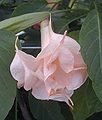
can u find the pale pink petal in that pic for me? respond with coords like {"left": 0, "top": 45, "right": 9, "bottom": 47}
{"left": 41, "top": 14, "right": 54, "bottom": 50}
{"left": 45, "top": 65, "right": 67, "bottom": 91}
{"left": 32, "top": 80, "right": 49, "bottom": 100}
{"left": 49, "top": 14, "right": 54, "bottom": 36}
{"left": 47, "top": 49, "right": 59, "bottom": 65}
{"left": 16, "top": 50, "right": 37, "bottom": 71}
{"left": 63, "top": 36, "right": 80, "bottom": 54}
{"left": 44, "top": 63, "right": 57, "bottom": 81}
{"left": 49, "top": 88, "right": 74, "bottom": 107}
{"left": 10, "top": 51, "right": 25, "bottom": 88}
{"left": 37, "top": 22, "right": 67, "bottom": 60}
{"left": 66, "top": 68, "right": 88, "bottom": 90}
{"left": 24, "top": 60, "right": 44, "bottom": 90}
{"left": 46, "top": 31, "right": 67, "bottom": 65}
{"left": 35, "top": 62, "right": 44, "bottom": 81}
{"left": 24, "top": 68, "right": 36, "bottom": 90}
{"left": 74, "top": 53, "right": 87, "bottom": 68}
{"left": 37, "top": 36, "right": 61, "bottom": 59}
{"left": 10, "top": 50, "right": 37, "bottom": 89}
{"left": 59, "top": 47, "right": 74, "bottom": 73}
{"left": 41, "top": 19, "right": 50, "bottom": 49}
{"left": 43, "top": 56, "right": 57, "bottom": 80}
{"left": 44, "top": 77, "right": 57, "bottom": 93}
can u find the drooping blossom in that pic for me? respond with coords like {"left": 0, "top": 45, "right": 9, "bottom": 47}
{"left": 10, "top": 16, "right": 88, "bottom": 107}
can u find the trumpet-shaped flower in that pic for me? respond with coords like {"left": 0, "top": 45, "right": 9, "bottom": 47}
{"left": 10, "top": 17, "right": 88, "bottom": 107}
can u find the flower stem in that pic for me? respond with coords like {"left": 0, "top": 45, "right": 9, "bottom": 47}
{"left": 41, "top": 19, "right": 49, "bottom": 50}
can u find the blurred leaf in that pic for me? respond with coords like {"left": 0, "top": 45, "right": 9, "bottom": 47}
{"left": 66, "top": 9, "right": 88, "bottom": 24}
{"left": 97, "top": 0, "right": 102, "bottom": 4}
{"left": 79, "top": 4, "right": 102, "bottom": 102}
{"left": 54, "top": 9, "right": 88, "bottom": 33}
{"left": 4, "top": 102, "right": 15, "bottom": 120}
{"left": 47, "top": 0, "right": 62, "bottom": 2}
{"left": 0, "top": 30, "right": 16, "bottom": 120}
{"left": 0, "top": 11, "right": 49, "bottom": 33}
{"left": 0, "top": 0, "right": 5, "bottom": 4}
{"left": 54, "top": 17, "right": 68, "bottom": 33}
{"left": 0, "top": 7, "right": 12, "bottom": 21}
{"left": 59, "top": 103, "right": 73, "bottom": 120}
{"left": 72, "top": 79, "right": 102, "bottom": 120}
{"left": 29, "top": 93, "right": 65, "bottom": 120}
{"left": 12, "top": 0, "right": 48, "bottom": 17}
{"left": 72, "top": 0, "right": 92, "bottom": 10}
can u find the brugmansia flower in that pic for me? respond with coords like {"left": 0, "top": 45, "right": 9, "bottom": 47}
{"left": 10, "top": 16, "right": 88, "bottom": 107}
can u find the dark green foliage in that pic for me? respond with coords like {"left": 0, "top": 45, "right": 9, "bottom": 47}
{"left": 0, "top": 0, "right": 102, "bottom": 120}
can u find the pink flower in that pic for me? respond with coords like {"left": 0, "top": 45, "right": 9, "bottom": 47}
{"left": 10, "top": 17, "right": 88, "bottom": 107}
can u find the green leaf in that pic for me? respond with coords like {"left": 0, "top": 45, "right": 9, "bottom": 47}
{"left": 50, "top": 0, "right": 62, "bottom": 2}
{"left": 12, "top": 0, "right": 48, "bottom": 17}
{"left": 59, "top": 103, "right": 73, "bottom": 120}
{"left": 28, "top": 93, "right": 65, "bottom": 120}
{"left": 72, "top": 79, "right": 102, "bottom": 120}
{"left": 72, "top": 0, "right": 92, "bottom": 10}
{"left": 68, "top": 30, "right": 79, "bottom": 42}
{"left": 0, "top": 11, "right": 49, "bottom": 33}
{"left": 79, "top": 4, "right": 102, "bottom": 102}
{"left": 54, "top": 9, "right": 88, "bottom": 33}
{"left": 0, "top": 30, "right": 16, "bottom": 120}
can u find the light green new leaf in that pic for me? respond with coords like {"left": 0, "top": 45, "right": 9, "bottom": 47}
{"left": 0, "top": 30, "right": 16, "bottom": 120}
{"left": 0, "top": 12, "right": 49, "bottom": 33}
{"left": 72, "top": 79, "right": 102, "bottom": 120}
{"left": 79, "top": 4, "right": 102, "bottom": 102}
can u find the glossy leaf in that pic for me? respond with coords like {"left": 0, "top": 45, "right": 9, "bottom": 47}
{"left": 29, "top": 93, "right": 65, "bottom": 120}
{"left": 0, "top": 30, "right": 16, "bottom": 120}
{"left": 0, "top": 11, "right": 49, "bottom": 33}
{"left": 79, "top": 4, "right": 102, "bottom": 102}
{"left": 72, "top": 79, "right": 102, "bottom": 120}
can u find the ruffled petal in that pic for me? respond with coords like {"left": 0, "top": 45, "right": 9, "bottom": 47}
{"left": 63, "top": 36, "right": 80, "bottom": 54}
{"left": 66, "top": 68, "right": 88, "bottom": 90}
{"left": 44, "top": 63, "right": 57, "bottom": 81}
{"left": 74, "top": 53, "right": 87, "bottom": 68}
{"left": 16, "top": 50, "right": 37, "bottom": 71}
{"left": 45, "top": 65, "right": 67, "bottom": 91}
{"left": 47, "top": 31, "right": 67, "bottom": 65}
{"left": 37, "top": 20, "right": 67, "bottom": 60}
{"left": 24, "top": 68, "right": 36, "bottom": 90}
{"left": 10, "top": 51, "right": 25, "bottom": 88}
{"left": 32, "top": 80, "right": 49, "bottom": 100}
{"left": 49, "top": 88, "right": 74, "bottom": 107}
{"left": 37, "top": 37, "right": 61, "bottom": 59}
{"left": 10, "top": 50, "right": 37, "bottom": 89}
{"left": 35, "top": 62, "right": 44, "bottom": 81}
{"left": 59, "top": 47, "right": 74, "bottom": 73}
{"left": 31, "top": 63, "right": 50, "bottom": 99}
